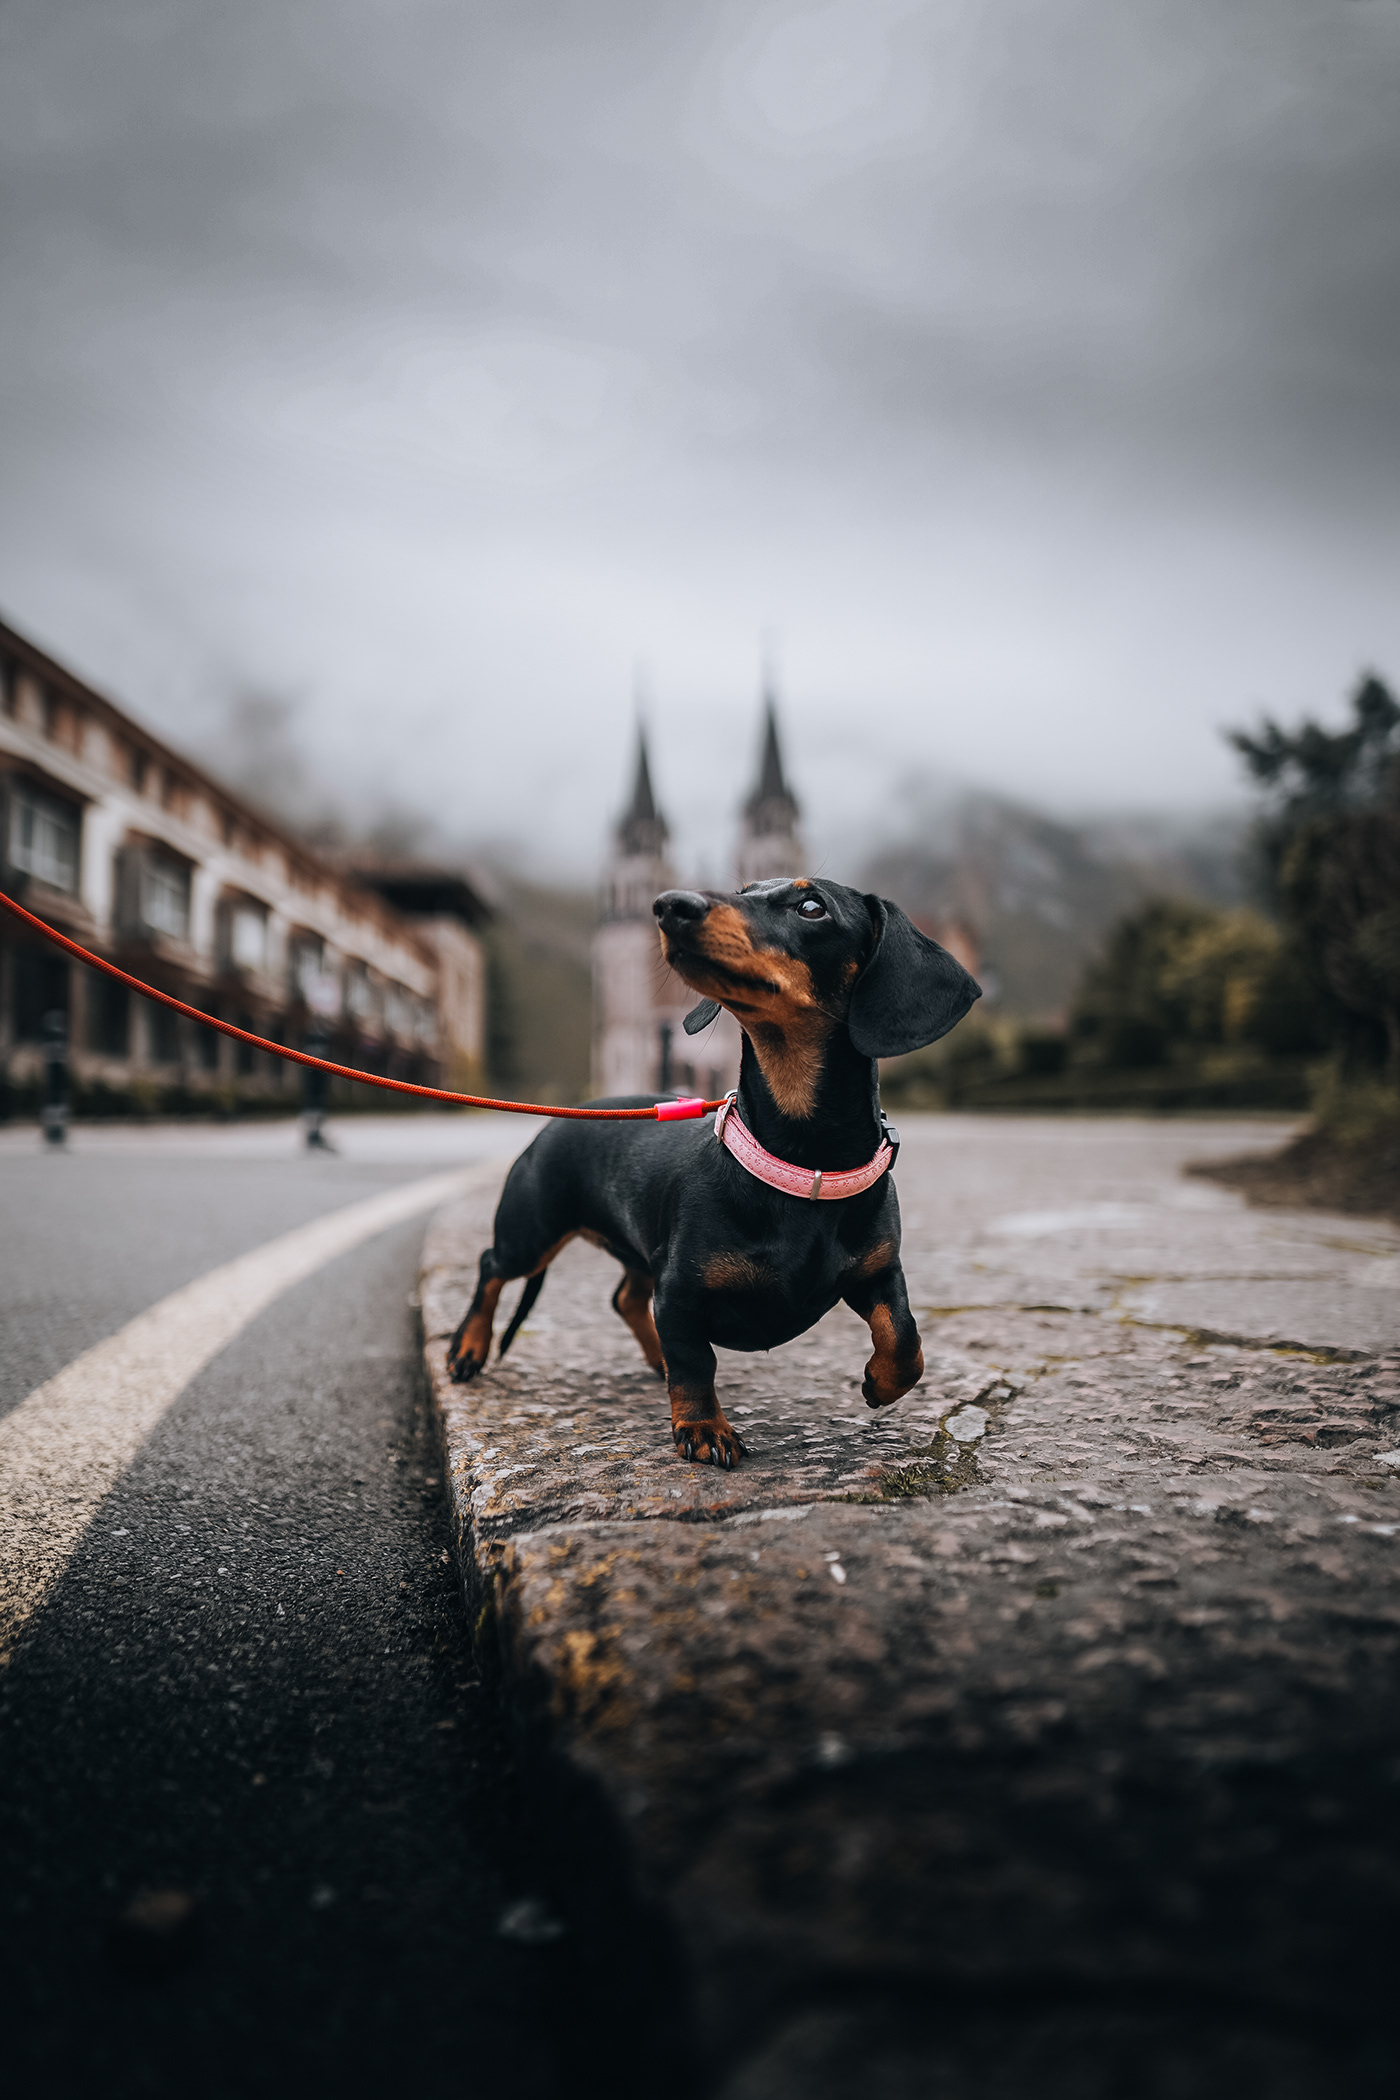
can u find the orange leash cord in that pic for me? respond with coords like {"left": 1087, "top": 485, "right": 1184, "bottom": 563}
{"left": 0, "top": 889, "right": 721, "bottom": 1122}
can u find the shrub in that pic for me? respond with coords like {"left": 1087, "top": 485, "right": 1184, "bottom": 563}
{"left": 1231, "top": 672, "right": 1400, "bottom": 1080}
{"left": 1070, "top": 898, "right": 1285, "bottom": 1069}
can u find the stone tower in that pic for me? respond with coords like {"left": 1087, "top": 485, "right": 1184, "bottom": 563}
{"left": 591, "top": 729, "right": 693, "bottom": 1097}
{"left": 735, "top": 689, "right": 805, "bottom": 886}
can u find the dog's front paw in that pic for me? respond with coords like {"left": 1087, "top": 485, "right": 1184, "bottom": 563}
{"left": 672, "top": 1415, "right": 749, "bottom": 1470}
{"left": 862, "top": 1374, "right": 900, "bottom": 1409}
{"left": 448, "top": 1347, "right": 483, "bottom": 1384}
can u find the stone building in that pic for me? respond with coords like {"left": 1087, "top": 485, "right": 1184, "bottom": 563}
{"left": 0, "top": 616, "right": 489, "bottom": 1115}
{"left": 342, "top": 859, "right": 490, "bottom": 1092}
{"left": 591, "top": 693, "right": 807, "bottom": 1100}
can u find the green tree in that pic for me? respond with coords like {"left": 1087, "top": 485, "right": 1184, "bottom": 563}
{"left": 1230, "top": 675, "right": 1400, "bottom": 1079}
{"left": 1071, "top": 899, "right": 1219, "bottom": 1067}
{"left": 1071, "top": 899, "right": 1299, "bottom": 1068}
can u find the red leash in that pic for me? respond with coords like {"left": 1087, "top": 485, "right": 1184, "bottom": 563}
{"left": 0, "top": 889, "right": 718, "bottom": 1122}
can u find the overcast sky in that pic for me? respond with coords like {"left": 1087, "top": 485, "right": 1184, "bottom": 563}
{"left": 2, "top": 0, "right": 1399, "bottom": 876}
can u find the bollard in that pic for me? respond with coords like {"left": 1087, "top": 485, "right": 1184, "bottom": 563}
{"left": 42, "top": 1007, "right": 69, "bottom": 1148}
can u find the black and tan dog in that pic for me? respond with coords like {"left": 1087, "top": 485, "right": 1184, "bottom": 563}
{"left": 446, "top": 878, "right": 980, "bottom": 1466}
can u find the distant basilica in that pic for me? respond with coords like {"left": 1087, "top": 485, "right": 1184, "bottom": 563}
{"left": 592, "top": 692, "right": 804, "bottom": 1100}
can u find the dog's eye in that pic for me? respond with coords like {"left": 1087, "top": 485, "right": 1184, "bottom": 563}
{"left": 794, "top": 897, "right": 828, "bottom": 921}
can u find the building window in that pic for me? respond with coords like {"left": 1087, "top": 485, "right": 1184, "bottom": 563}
{"left": 189, "top": 1001, "right": 221, "bottom": 1072}
{"left": 86, "top": 977, "right": 130, "bottom": 1057}
{"left": 229, "top": 902, "right": 268, "bottom": 971}
{"left": 289, "top": 934, "right": 322, "bottom": 999}
{"left": 9, "top": 780, "right": 80, "bottom": 893}
{"left": 142, "top": 854, "right": 191, "bottom": 940}
{"left": 148, "top": 1003, "right": 182, "bottom": 1065}
{"left": 345, "top": 963, "right": 382, "bottom": 1033}
{"left": 385, "top": 984, "right": 413, "bottom": 1038}
{"left": 12, "top": 947, "right": 69, "bottom": 1042}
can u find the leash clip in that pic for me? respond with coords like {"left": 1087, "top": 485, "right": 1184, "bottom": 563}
{"left": 714, "top": 1090, "right": 737, "bottom": 1142}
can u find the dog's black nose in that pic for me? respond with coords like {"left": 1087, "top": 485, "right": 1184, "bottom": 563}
{"left": 653, "top": 889, "right": 710, "bottom": 925}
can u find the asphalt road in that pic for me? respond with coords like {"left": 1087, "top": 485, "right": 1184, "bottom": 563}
{"left": 0, "top": 1115, "right": 654, "bottom": 2100}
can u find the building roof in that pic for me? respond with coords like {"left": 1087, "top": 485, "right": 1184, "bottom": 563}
{"left": 346, "top": 860, "right": 493, "bottom": 927}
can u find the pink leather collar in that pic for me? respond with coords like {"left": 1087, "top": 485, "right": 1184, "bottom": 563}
{"left": 714, "top": 1094, "right": 894, "bottom": 1202}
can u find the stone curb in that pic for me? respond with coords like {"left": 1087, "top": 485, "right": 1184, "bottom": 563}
{"left": 418, "top": 1128, "right": 1400, "bottom": 2098}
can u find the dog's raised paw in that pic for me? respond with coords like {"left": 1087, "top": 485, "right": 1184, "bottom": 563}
{"left": 448, "top": 1350, "right": 483, "bottom": 1384}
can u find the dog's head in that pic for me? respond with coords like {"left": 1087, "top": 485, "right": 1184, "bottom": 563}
{"left": 653, "top": 877, "right": 980, "bottom": 1117}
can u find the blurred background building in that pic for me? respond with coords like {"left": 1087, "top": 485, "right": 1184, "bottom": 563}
{"left": 0, "top": 617, "right": 489, "bottom": 1117}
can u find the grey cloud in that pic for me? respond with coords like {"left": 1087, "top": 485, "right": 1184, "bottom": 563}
{"left": 1, "top": 0, "right": 1398, "bottom": 873}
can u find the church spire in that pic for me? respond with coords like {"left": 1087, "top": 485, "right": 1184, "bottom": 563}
{"left": 617, "top": 726, "right": 668, "bottom": 859}
{"left": 594, "top": 715, "right": 688, "bottom": 1096}
{"left": 744, "top": 690, "right": 798, "bottom": 832}
{"left": 736, "top": 678, "right": 805, "bottom": 883}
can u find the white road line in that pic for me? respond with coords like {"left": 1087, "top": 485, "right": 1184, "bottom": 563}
{"left": 0, "top": 1163, "right": 500, "bottom": 1658}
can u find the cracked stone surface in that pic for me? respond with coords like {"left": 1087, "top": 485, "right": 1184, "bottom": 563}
{"left": 420, "top": 1114, "right": 1400, "bottom": 2099}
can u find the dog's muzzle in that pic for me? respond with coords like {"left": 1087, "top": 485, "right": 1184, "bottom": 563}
{"left": 653, "top": 889, "right": 710, "bottom": 933}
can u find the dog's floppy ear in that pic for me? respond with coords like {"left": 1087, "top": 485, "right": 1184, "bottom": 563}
{"left": 683, "top": 997, "right": 721, "bottom": 1035}
{"left": 847, "top": 896, "right": 981, "bottom": 1059}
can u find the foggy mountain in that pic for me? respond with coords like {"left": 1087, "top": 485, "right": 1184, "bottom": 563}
{"left": 864, "top": 796, "right": 1249, "bottom": 1016}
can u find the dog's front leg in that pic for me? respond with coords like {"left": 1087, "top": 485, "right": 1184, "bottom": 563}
{"left": 652, "top": 1290, "right": 749, "bottom": 1469}
{"left": 842, "top": 1261, "right": 924, "bottom": 1410}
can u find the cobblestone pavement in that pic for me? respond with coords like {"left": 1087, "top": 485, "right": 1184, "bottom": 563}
{"left": 420, "top": 1115, "right": 1400, "bottom": 2100}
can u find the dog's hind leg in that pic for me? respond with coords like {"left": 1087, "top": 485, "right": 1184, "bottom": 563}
{"left": 448, "top": 1234, "right": 577, "bottom": 1382}
{"left": 497, "top": 1268, "right": 547, "bottom": 1361}
{"left": 610, "top": 1268, "right": 666, "bottom": 1379}
{"left": 447, "top": 1247, "right": 510, "bottom": 1383}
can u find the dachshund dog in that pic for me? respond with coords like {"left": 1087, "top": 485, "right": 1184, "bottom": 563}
{"left": 446, "top": 878, "right": 980, "bottom": 1466}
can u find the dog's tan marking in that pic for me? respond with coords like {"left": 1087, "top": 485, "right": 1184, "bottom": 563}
{"left": 746, "top": 1008, "right": 834, "bottom": 1119}
{"left": 861, "top": 1301, "right": 924, "bottom": 1409}
{"left": 702, "top": 1252, "right": 776, "bottom": 1291}
{"left": 612, "top": 1267, "right": 665, "bottom": 1372}
{"left": 530, "top": 1233, "right": 578, "bottom": 1274}
{"left": 849, "top": 1237, "right": 897, "bottom": 1280}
